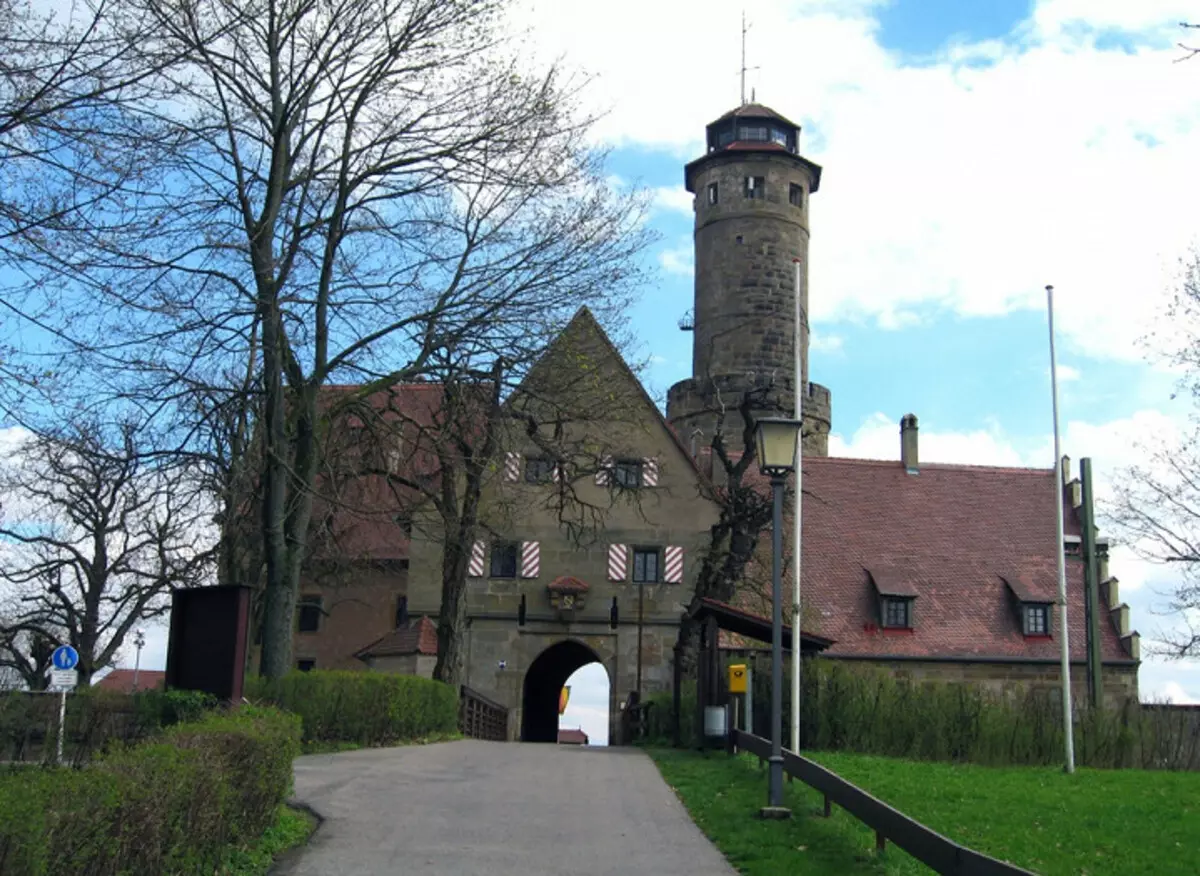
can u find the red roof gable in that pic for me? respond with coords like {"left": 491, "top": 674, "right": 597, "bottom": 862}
{"left": 557, "top": 728, "right": 589, "bottom": 745}
{"left": 735, "top": 456, "right": 1134, "bottom": 664}
{"left": 94, "top": 669, "right": 165, "bottom": 692}
{"left": 356, "top": 616, "right": 439, "bottom": 659}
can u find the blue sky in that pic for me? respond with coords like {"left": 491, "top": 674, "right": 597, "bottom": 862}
{"left": 17, "top": 0, "right": 1197, "bottom": 740}
{"left": 546, "top": 0, "right": 1200, "bottom": 741}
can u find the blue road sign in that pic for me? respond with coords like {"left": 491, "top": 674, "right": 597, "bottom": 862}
{"left": 51, "top": 645, "right": 79, "bottom": 671}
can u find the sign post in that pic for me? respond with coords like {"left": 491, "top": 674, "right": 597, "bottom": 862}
{"left": 50, "top": 645, "right": 79, "bottom": 766}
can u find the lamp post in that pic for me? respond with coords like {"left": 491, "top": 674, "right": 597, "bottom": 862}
{"left": 132, "top": 628, "right": 146, "bottom": 692}
{"left": 754, "top": 416, "right": 802, "bottom": 818}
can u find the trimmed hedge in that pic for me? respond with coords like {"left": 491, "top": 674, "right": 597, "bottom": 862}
{"left": 246, "top": 670, "right": 459, "bottom": 747}
{"left": 0, "top": 704, "right": 300, "bottom": 876}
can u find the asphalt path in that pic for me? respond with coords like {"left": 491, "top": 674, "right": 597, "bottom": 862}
{"left": 273, "top": 739, "right": 737, "bottom": 876}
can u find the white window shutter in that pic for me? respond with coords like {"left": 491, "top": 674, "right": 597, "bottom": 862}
{"left": 642, "top": 457, "right": 659, "bottom": 487}
{"left": 664, "top": 545, "right": 684, "bottom": 583}
{"left": 504, "top": 452, "right": 521, "bottom": 482}
{"left": 468, "top": 540, "right": 487, "bottom": 578}
{"left": 607, "top": 544, "right": 627, "bottom": 581}
{"left": 521, "top": 541, "right": 540, "bottom": 578}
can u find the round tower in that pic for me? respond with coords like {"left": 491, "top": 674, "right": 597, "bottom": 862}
{"left": 667, "top": 103, "right": 832, "bottom": 456}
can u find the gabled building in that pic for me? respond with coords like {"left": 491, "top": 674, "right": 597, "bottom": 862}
{"left": 286, "top": 98, "right": 1140, "bottom": 741}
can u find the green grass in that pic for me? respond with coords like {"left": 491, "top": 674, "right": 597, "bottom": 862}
{"left": 218, "top": 804, "right": 317, "bottom": 875}
{"left": 648, "top": 747, "right": 1200, "bottom": 876}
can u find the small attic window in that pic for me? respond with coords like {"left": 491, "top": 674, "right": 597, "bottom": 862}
{"left": 1023, "top": 604, "right": 1051, "bottom": 637}
{"left": 881, "top": 597, "right": 913, "bottom": 629}
{"left": 1063, "top": 536, "right": 1082, "bottom": 557}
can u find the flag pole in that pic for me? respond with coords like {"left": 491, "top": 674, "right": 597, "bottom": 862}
{"left": 791, "top": 258, "right": 803, "bottom": 752}
{"left": 1047, "top": 284, "right": 1076, "bottom": 774}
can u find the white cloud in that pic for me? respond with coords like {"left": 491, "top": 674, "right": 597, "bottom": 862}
{"left": 810, "top": 333, "right": 844, "bottom": 354}
{"left": 828, "top": 411, "right": 1025, "bottom": 466}
{"left": 559, "top": 662, "right": 610, "bottom": 745}
{"left": 509, "top": 0, "right": 1200, "bottom": 364}
{"left": 650, "top": 187, "right": 694, "bottom": 216}
{"left": 1054, "top": 364, "right": 1081, "bottom": 382}
{"left": 659, "top": 243, "right": 694, "bottom": 277}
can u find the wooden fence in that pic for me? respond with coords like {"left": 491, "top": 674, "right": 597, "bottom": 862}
{"left": 459, "top": 686, "right": 508, "bottom": 741}
{"left": 732, "top": 729, "right": 1035, "bottom": 876}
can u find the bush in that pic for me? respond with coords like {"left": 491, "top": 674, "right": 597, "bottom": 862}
{"left": 0, "top": 704, "right": 301, "bottom": 876}
{"left": 246, "top": 670, "right": 458, "bottom": 747}
{"left": 647, "top": 658, "right": 1200, "bottom": 771}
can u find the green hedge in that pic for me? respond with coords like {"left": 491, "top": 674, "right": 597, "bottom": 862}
{"left": 0, "top": 704, "right": 300, "bottom": 876}
{"left": 644, "top": 658, "right": 1200, "bottom": 771}
{"left": 245, "top": 670, "right": 459, "bottom": 746}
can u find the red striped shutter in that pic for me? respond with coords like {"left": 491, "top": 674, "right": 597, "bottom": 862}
{"left": 595, "top": 455, "right": 612, "bottom": 486}
{"left": 607, "top": 544, "right": 627, "bottom": 581}
{"left": 504, "top": 452, "right": 521, "bottom": 482}
{"left": 468, "top": 540, "right": 487, "bottom": 578}
{"left": 642, "top": 457, "right": 659, "bottom": 486}
{"left": 664, "top": 545, "right": 684, "bottom": 583}
{"left": 521, "top": 541, "right": 540, "bottom": 578}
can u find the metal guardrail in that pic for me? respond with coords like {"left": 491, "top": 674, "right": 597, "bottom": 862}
{"left": 732, "top": 729, "right": 1036, "bottom": 876}
{"left": 459, "top": 686, "right": 508, "bottom": 741}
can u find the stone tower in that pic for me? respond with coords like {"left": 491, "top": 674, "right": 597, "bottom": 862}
{"left": 666, "top": 103, "right": 832, "bottom": 456}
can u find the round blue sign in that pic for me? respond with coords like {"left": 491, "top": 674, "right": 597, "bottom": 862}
{"left": 51, "top": 645, "right": 79, "bottom": 671}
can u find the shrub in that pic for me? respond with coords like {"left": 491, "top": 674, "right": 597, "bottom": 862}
{"left": 0, "top": 704, "right": 301, "bottom": 876}
{"left": 649, "top": 658, "right": 1200, "bottom": 771}
{"left": 246, "top": 670, "right": 458, "bottom": 746}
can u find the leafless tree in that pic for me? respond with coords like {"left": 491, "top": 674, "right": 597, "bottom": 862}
{"left": 1105, "top": 251, "right": 1200, "bottom": 657}
{"left": 21, "top": 0, "right": 652, "bottom": 678}
{"left": 0, "top": 421, "right": 216, "bottom": 684}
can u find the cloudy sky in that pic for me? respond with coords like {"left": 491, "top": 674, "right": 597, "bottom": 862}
{"left": 13, "top": 0, "right": 1200, "bottom": 742}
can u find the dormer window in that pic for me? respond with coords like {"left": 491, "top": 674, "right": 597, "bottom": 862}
{"left": 881, "top": 596, "right": 913, "bottom": 629}
{"left": 867, "top": 567, "right": 918, "bottom": 631}
{"left": 1024, "top": 604, "right": 1050, "bottom": 636}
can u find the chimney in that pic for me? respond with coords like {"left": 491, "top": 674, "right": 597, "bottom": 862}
{"left": 900, "top": 413, "right": 919, "bottom": 474}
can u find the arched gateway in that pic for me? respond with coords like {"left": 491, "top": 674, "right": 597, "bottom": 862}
{"left": 520, "top": 639, "right": 607, "bottom": 742}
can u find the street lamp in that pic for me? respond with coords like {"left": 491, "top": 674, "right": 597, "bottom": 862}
{"left": 132, "top": 628, "right": 146, "bottom": 692}
{"left": 754, "top": 416, "right": 802, "bottom": 818}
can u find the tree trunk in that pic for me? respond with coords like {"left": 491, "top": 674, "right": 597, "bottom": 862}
{"left": 258, "top": 305, "right": 293, "bottom": 678}
{"left": 433, "top": 530, "right": 472, "bottom": 686}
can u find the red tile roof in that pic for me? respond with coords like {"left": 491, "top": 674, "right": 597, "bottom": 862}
{"left": 355, "top": 616, "right": 439, "bottom": 659}
{"left": 733, "top": 455, "right": 1135, "bottom": 664}
{"left": 557, "top": 728, "right": 589, "bottom": 745}
{"left": 93, "top": 669, "right": 165, "bottom": 692}
{"left": 548, "top": 576, "right": 590, "bottom": 594}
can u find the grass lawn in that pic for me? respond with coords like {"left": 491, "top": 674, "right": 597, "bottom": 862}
{"left": 648, "top": 747, "right": 1200, "bottom": 876}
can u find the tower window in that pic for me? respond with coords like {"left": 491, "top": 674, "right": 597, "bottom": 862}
{"left": 744, "top": 176, "right": 764, "bottom": 199}
{"left": 707, "top": 182, "right": 719, "bottom": 205}
{"left": 738, "top": 125, "right": 768, "bottom": 141}
{"left": 771, "top": 128, "right": 789, "bottom": 147}
{"left": 789, "top": 183, "right": 804, "bottom": 208}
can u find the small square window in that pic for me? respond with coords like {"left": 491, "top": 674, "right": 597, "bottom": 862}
{"left": 789, "top": 183, "right": 804, "bottom": 208}
{"left": 297, "top": 595, "right": 322, "bottom": 633}
{"left": 633, "top": 548, "right": 660, "bottom": 583}
{"left": 525, "top": 457, "right": 555, "bottom": 484}
{"left": 297, "top": 659, "right": 316, "bottom": 672}
{"left": 612, "top": 459, "right": 643, "bottom": 488}
{"left": 707, "top": 182, "right": 719, "bottom": 205}
{"left": 744, "top": 176, "right": 765, "bottom": 199}
{"left": 490, "top": 542, "right": 519, "bottom": 578}
{"left": 881, "top": 597, "right": 911, "bottom": 629}
{"left": 1025, "top": 604, "right": 1049, "bottom": 635}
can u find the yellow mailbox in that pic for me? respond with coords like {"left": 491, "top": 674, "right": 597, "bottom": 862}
{"left": 728, "top": 663, "right": 748, "bottom": 694}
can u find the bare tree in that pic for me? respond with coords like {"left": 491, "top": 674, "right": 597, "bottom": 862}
{"left": 0, "top": 421, "right": 215, "bottom": 684}
{"left": 1105, "top": 251, "right": 1200, "bottom": 657}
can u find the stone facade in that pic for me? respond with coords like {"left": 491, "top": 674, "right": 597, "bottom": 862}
{"left": 404, "top": 311, "right": 722, "bottom": 742}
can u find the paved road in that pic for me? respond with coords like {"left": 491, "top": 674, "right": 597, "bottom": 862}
{"left": 274, "top": 739, "right": 736, "bottom": 876}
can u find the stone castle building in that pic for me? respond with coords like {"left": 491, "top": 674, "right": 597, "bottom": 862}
{"left": 284, "top": 101, "right": 1141, "bottom": 741}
